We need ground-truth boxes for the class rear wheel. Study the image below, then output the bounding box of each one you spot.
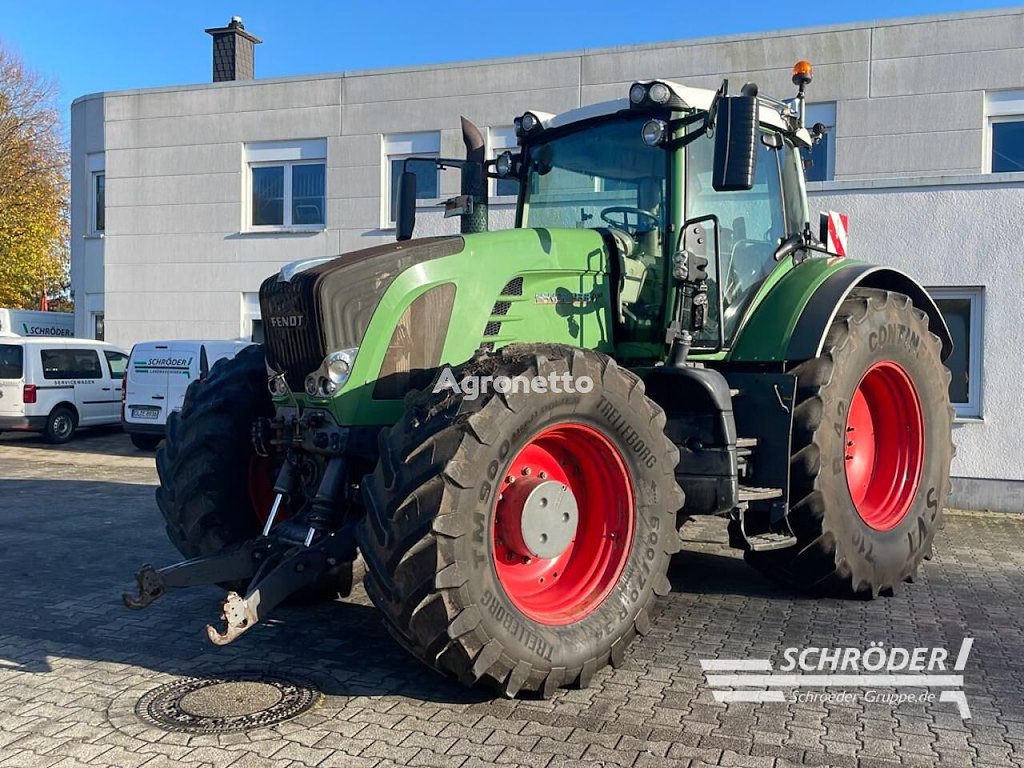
[44,406,77,444]
[745,289,953,596]
[356,345,683,695]
[130,433,162,451]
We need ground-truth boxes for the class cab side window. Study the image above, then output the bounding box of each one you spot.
[686,130,786,344]
[41,349,103,380]
[104,351,128,380]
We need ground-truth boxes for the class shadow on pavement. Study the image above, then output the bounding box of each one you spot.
[0,476,487,705]
[0,425,151,458]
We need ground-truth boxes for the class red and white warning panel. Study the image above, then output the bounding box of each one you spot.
[819,210,849,257]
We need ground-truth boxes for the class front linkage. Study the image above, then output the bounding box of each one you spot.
[124,451,359,644]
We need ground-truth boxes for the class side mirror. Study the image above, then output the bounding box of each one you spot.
[396,171,417,241]
[712,95,758,192]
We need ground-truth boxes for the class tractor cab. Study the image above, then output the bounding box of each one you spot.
[505,78,813,354]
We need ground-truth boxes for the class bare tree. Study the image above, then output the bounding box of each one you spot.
[0,41,69,309]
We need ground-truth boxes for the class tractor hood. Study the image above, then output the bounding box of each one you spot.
[260,227,613,412]
[260,236,466,390]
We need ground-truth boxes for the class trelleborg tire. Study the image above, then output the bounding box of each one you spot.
[356,344,683,696]
[745,289,954,597]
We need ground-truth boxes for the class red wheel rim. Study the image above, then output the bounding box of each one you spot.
[492,423,634,626]
[248,455,278,527]
[844,361,925,531]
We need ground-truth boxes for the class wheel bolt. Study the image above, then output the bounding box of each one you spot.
[522,556,530,564]
[505,475,514,484]
[538,471,548,479]
[522,467,532,476]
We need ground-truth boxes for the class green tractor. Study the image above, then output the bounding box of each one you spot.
[126,62,954,697]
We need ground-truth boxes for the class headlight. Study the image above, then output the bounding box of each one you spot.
[268,375,289,397]
[629,83,647,104]
[496,151,515,177]
[325,347,358,386]
[320,377,336,396]
[648,82,671,104]
[305,375,319,397]
[642,119,668,146]
[520,112,539,132]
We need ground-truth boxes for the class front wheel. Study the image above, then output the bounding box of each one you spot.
[356,345,683,696]
[745,289,954,596]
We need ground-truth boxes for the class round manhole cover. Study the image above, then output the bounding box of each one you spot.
[136,671,322,733]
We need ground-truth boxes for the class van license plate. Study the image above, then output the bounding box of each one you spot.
[131,407,160,420]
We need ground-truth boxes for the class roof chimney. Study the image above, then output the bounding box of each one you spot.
[204,16,261,82]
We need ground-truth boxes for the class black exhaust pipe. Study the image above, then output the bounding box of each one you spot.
[460,117,488,234]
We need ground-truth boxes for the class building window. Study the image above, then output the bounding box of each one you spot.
[88,153,105,234]
[93,313,105,341]
[801,103,836,182]
[92,172,105,232]
[383,132,440,225]
[987,91,1024,172]
[241,292,262,343]
[489,127,519,198]
[245,140,326,230]
[930,287,983,419]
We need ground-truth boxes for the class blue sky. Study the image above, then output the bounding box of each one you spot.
[1,0,1011,120]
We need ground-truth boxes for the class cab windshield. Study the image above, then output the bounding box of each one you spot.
[522,116,668,236]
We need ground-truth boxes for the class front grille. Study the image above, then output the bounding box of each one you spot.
[260,274,325,391]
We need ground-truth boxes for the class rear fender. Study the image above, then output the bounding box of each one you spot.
[786,266,953,363]
[729,261,952,364]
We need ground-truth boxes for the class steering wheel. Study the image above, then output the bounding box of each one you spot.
[600,206,659,236]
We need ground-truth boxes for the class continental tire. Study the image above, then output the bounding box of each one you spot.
[356,344,683,696]
[155,345,273,568]
[746,289,954,596]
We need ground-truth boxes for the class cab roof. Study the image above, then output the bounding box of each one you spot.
[532,80,809,140]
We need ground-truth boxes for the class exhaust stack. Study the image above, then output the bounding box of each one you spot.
[459,117,488,234]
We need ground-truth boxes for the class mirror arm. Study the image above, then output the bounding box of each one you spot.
[773,226,838,265]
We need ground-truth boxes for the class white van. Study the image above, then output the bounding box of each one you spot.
[123,340,253,450]
[0,308,75,338]
[0,338,129,443]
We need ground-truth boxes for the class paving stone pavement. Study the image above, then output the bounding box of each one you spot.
[1,429,1023,767]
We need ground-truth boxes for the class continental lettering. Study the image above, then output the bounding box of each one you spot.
[481,589,554,661]
[868,323,920,356]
